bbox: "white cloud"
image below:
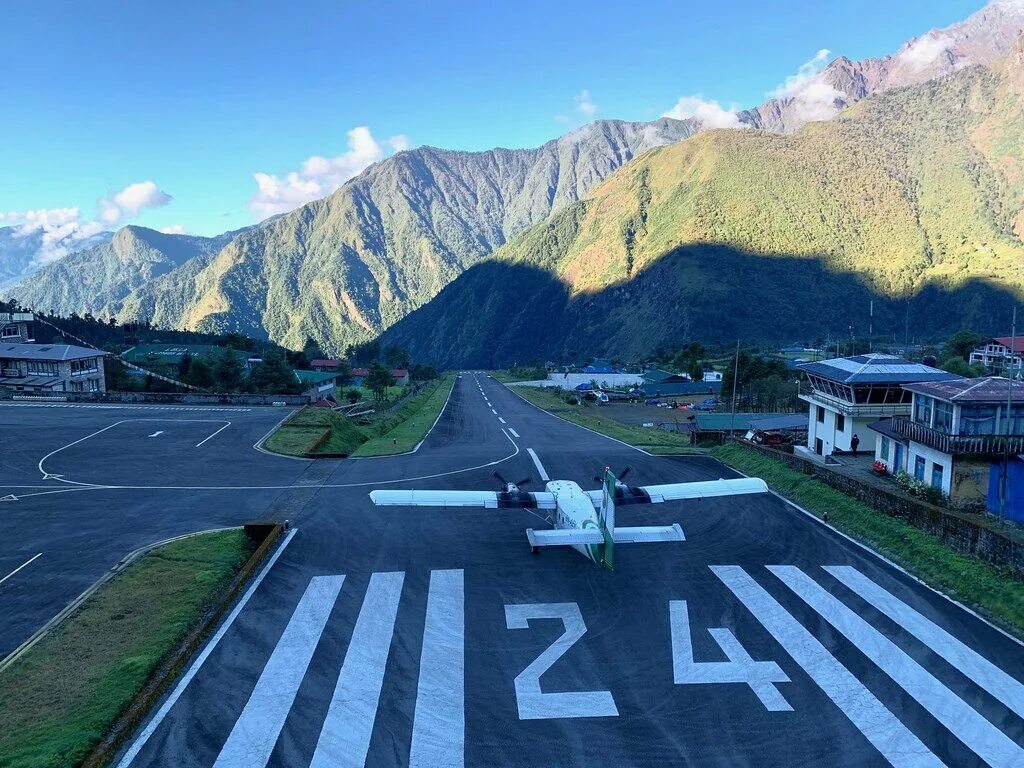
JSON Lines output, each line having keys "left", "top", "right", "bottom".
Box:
{"left": 663, "top": 95, "right": 743, "bottom": 129}
{"left": 768, "top": 48, "right": 845, "bottom": 124}
{"left": 248, "top": 126, "right": 409, "bottom": 219}
{"left": 160, "top": 224, "right": 188, "bottom": 235}
{"left": 575, "top": 89, "right": 598, "bottom": 117}
{"left": 98, "top": 180, "right": 172, "bottom": 226}
{"left": 898, "top": 34, "right": 953, "bottom": 71}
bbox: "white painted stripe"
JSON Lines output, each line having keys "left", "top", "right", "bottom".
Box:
{"left": 409, "top": 570, "right": 464, "bottom": 768}
{"left": 213, "top": 575, "right": 344, "bottom": 767}
{"left": 116, "top": 528, "right": 298, "bottom": 768}
{"left": 712, "top": 566, "right": 944, "bottom": 768}
{"left": 498, "top": 417, "right": 506, "bottom": 424}
{"left": 0, "top": 552, "right": 42, "bottom": 586}
{"left": 826, "top": 566, "right": 1024, "bottom": 720}
{"left": 196, "top": 422, "right": 231, "bottom": 447}
{"left": 310, "top": 571, "right": 405, "bottom": 768}
{"left": 771, "top": 566, "right": 1024, "bottom": 767}
{"left": 508, "top": 428, "right": 520, "bottom": 438}
{"left": 527, "top": 448, "right": 549, "bottom": 481}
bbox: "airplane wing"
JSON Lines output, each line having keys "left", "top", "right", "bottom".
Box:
{"left": 370, "top": 489, "right": 556, "bottom": 509}
{"left": 525, "top": 528, "right": 604, "bottom": 547}
{"left": 587, "top": 477, "right": 768, "bottom": 507}
{"left": 612, "top": 524, "right": 685, "bottom": 543}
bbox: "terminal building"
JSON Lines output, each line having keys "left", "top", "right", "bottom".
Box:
{"left": 0, "top": 342, "right": 109, "bottom": 394}
{"left": 796, "top": 354, "right": 961, "bottom": 459}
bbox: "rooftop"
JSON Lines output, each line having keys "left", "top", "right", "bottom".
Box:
{"left": 903, "top": 377, "right": 1024, "bottom": 403}
{"left": 294, "top": 369, "right": 338, "bottom": 385}
{"left": 122, "top": 343, "right": 228, "bottom": 362}
{"left": 0, "top": 342, "right": 108, "bottom": 362}
{"left": 798, "top": 354, "right": 961, "bottom": 385}
{"left": 990, "top": 336, "right": 1024, "bottom": 353}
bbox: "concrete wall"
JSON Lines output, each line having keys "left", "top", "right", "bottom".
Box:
{"left": 3, "top": 390, "right": 310, "bottom": 406}
{"left": 906, "top": 442, "right": 953, "bottom": 494}
{"left": 736, "top": 440, "right": 1024, "bottom": 576}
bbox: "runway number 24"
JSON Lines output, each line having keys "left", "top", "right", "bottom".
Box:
{"left": 504, "top": 601, "right": 792, "bottom": 721}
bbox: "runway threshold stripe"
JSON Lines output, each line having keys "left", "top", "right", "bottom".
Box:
{"left": 213, "top": 576, "right": 344, "bottom": 768}
{"left": 712, "top": 566, "right": 944, "bottom": 768}
{"left": 825, "top": 566, "right": 1024, "bottom": 719}
{"left": 770, "top": 566, "right": 1024, "bottom": 767}
{"left": 409, "top": 569, "right": 465, "bottom": 768}
{"left": 310, "top": 571, "right": 405, "bottom": 768}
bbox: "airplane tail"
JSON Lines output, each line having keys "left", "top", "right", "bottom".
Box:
{"left": 597, "top": 468, "right": 616, "bottom": 570}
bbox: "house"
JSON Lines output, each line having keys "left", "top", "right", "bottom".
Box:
{"left": 294, "top": 369, "right": 339, "bottom": 398}
{"left": 0, "top": 342, "right": 108, "bottom": 393}
{"left": 869, "top": 377, "right": 1024, "bottom": 516}
{"left": 310, "top": 358, "right": 342, "bottom": 372}
{"left": 796, "top": 354, "right": 961, "bottom": 459}
{"left": 583, "top": 358, "right": 618, "bottom": 374}
{"left": 0, "top": 312, "right": 34, "bottom": 344}
{"left": 641, "top": 371, "right": 720, "bottom": 398}
{"left": 969, "top": 337, "right": 1024, "bottom": 372}
{"left": 350, "top": 368, "right": 409, "bottom": 387}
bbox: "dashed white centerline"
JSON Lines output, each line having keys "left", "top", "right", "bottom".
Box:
{"left": 508, "top": 428, "right": 520, "bottom": 438}
{"left": 0, "top": 552, "right": 42, "bottom": 587}
{"left": 490, "top": 409, "right": 497, "bottom": 415}
{"left": 498, "top": 417, "right": 506, "bottom": 424}
{"left": 527, "top": 448, "right": 549, "bottom": 481}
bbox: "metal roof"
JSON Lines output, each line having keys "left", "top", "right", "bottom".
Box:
{"left": 797, "top": 354, "right": 962, "bottom": 384}
{"left": 902, "top": 377, "right": 1024, "bottom": 403}
{"left": 294, "top": 369, "right": 338, "bottom": 385}
{"left": 0, "top": 343, "right": 107, "bottom": 362}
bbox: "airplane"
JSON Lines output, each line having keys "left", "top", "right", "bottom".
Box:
{"left": 369, "top": 468, "right": 769, "bottom": 569}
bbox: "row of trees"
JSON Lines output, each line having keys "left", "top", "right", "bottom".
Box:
{"left": 106, "top": 347, "right": 304, "bottom": 394}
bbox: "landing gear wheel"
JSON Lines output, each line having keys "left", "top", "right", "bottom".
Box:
{"left": 531, "top": 546, "right": 540, "bottom": 555}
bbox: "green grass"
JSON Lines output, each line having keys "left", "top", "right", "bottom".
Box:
{"left": 512, "top": 385, "right": 703, "bottom": 455}
{"left": 264, "top": 406, "right": 368, "bottom": 456}
{"left": 0, "top": 529, "right": 254, "bottom": 768}
{"left": 351, "top": 374, "right": 456, "bottom": 457}
{"left": 711, "top": 443, "right": 1024, "bottom": 638}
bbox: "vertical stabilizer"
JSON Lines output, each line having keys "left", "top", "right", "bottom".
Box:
{"left": 597, "top": 468, "right": 616, "bottom": 569}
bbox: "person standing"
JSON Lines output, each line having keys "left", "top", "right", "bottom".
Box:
{"left": 851, "top": 433, "right": 860, "bottom": 457}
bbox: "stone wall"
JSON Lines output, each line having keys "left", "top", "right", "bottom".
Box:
{"left": 735, "top": 440, "right": 1024, "bottom": 576}
{"left": 1, "top": 390, "right": 310, "bottom": 407}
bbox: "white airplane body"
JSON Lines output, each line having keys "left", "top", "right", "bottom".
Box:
{"left": 370, "top": 469, "right": 768, "bottom": 569}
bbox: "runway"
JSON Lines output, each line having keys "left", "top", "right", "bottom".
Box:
{"left": 3, "top": 374, "right": 1024, "bottom": 766}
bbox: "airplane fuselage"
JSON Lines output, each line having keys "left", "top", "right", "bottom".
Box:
{"left": 546, "top": 480, "right": 603, "bottom": 562}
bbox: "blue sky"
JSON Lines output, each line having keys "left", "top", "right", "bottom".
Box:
{"left": 0, "top": 0, "right": 985, "bottom": 238}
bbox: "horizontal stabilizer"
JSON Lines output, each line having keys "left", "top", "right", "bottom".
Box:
{"left": 526, "top": 528, "right": 604, "bottom": 547}
{"left": 612, "top": 524, "right": 685, "bottom": 543}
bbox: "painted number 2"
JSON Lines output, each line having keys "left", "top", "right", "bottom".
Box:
{"left": 504, "top": 603, "right": 619, "bottom": 720}
{"left": 670, "top": 600, "right": 792, "bottom": 711}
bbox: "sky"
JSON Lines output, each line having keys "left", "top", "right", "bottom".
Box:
{"left": 0, "top": 0, "right": 987, "bottom": 243}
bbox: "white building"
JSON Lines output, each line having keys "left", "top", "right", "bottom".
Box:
{"left": 969, "top": 337, "right": 1024, "bottom": 372}
{"left": 870, "top": 377, "right": 1024, "bottom": 508}
{"left": 0, "top": 312, "right": 34, "bottom": 344}
{"left": 796, "top": 354, "right": 961, "bottom": 459}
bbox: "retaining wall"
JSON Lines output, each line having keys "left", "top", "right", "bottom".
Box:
{"left": 1, "top": 391, "right": 309, "bottom": 406}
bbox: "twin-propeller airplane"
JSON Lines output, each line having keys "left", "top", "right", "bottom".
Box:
{"left": 369, "top": 468, "right": 768, "bottom": 569}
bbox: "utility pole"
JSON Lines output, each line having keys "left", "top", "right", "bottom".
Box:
{"left": 730, "top": 340, "right": 740, "bottom": 436}
{"left": 869, "top": 300, "right": 874, "bottom": 352}
{"left": 1000, "top": 305, "right": 1017, "bottom": 520}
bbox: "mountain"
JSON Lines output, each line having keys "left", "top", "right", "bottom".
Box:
{"left": 6, "top": 226, "right": 243, "bottom": 318}
{"left": 750, "top": 0, "right": 1024, "bottom": 133}
{"left": 105, "top": 118, "right": 703, "bottom": 350}
{"left": 0, "top": 226, "right": 112, "bottom": 290}
{"left": 378, "top": 39, "right": 1024, "bottom": 367}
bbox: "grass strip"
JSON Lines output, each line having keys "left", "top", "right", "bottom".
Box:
{"left": 510, "top": 384, "right": 703, "bottom": 455}
{"left": 351, "top": 374, "right": 456, "bottom": 457}
{"left": 264, "top": 405, "right": 367, "bottom": 456}
{"left": 0, "top": 529, "right": 254, "bottom": 768}
{"left": 711, "top": 442, "right": 1024, "bottom": 638}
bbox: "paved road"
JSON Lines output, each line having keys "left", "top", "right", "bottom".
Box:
{"left": 4, "top": 377, "right": 1024, "bottom": 766}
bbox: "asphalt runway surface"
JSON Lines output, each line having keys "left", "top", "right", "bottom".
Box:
{"left": 3, "top": 376, "right": 1024, "bottom": 767}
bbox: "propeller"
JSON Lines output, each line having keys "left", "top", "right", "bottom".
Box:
{"left": 492, "top": 471, "right": 531, "bottom": 494}
{"left": 594, "top": 465, "right": 632, "bottom": 483}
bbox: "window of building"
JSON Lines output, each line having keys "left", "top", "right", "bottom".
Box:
{"left": 880, "top": 437, "right": 890, "bottom": 461}
{"left": 70, "top": 358, "right": 98, "bottom": 375}
{"left": 933, "top": 400, "right": 954, "bottom": 433}
{"left": 1005, "top": 405, "right": 1024, "bottom": 436}
{"left": 1, "top": 326, "right": 19, "bottom": 337}
{"left": 836, "top": 413, "right": 845, "bottom": 432}
{"left": 86, "top": 378, "right": 99, "bottom": 392}
{"left": 913, "top": 395, "right": 932, "bottom": 426}
{"left": 914, "top": 455, "right": 926, "bottom": 481}
{"left": 69, "top": 380, "right": 83, "bottom": 392}
{"left": 960, "top": 405, "right": 998, "bottom": 435}
{"left": 931, "top": 463, "right": 944, "bottom": 490}
{"left": 26, "top": 361, "right": 58, "bottom": 376}
{"left": 816, "top": 406, "right": 825, "bottom": 423}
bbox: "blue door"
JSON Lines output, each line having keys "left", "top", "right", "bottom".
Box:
{"left": 894, "top": 443, "right": 903, "bottom": 474}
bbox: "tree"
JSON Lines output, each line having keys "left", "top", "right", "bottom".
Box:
{"left": 383, "top": 344, "right": 409, "bottom": 369}
{"left": 177, "top": 351, "right": 193, "bottom": 381}
{"left": 214, "top": 348, "right": 245, "bottom": 391}
{"left": 940, "top": 356, "right": 976, "bottom": 378}
{"left": 186, "top": 356, "right": 215, "bottom": 389}
{"left": 334, "top": 358, "right": 353, "bottom": 386}
{"left": 250, "top": 348, "right": 301, "bottom": 393}
{"left": 302, "top": 337, "right": 324, "bottom": 361}
{"left": 942, "top": 330, "right": 983, "bottom": 362}
{"left": 365, "top": 362, "right": 395, "bottom": 403}
{"left": 687, "top": 359, "right": 704, "bottom": 383}
{"left": 345, "top": 387, "right": 361, "bottom": 403}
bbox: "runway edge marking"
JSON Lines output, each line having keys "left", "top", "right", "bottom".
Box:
{"left": 114, "top": 528, "right": 299, "bottom": 768}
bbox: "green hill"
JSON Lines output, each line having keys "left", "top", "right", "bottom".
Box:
{"left": 379, "top": 41, "right": 1024, "bottom": 367}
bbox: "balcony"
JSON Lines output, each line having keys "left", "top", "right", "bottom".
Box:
{"left": 888, "top": 416, "right": 1024, "bottom": 456}
{"left": 798, "top": 386, "right": 911, "bottom": 417}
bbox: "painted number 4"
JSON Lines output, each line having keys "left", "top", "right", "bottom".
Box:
{"left": 670, "top": 600, "right": 792, "bottom": 711}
